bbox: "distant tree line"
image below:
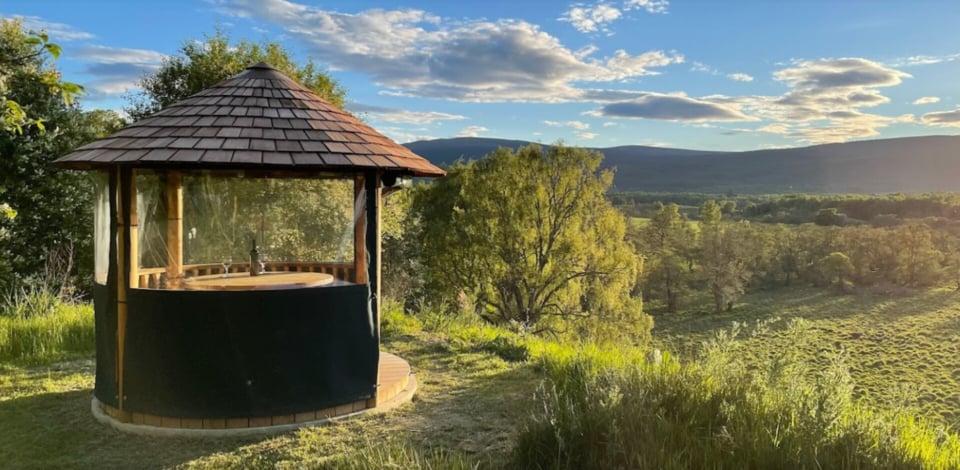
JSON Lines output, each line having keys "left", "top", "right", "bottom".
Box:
{"left": 614, "top": 192, "right": 960, "bottom": 226}
{"left": 636, "top": 202, "right": 960, "bottom": 313}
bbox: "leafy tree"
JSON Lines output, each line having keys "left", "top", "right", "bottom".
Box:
{"left": 819, "top": 252, "right": 854, "bottom": 292}
{"left": 699, "top": 200, "right": 751, "bottom": 312}
{"left": 894, "top": 224, "right": 942, "bottom": 287}
{"left": 0, "top": 20, "right": 124, "bottom": 293}
{"left": 126, "top": 31, "right": 345, "bottom": 119}
{"left": 0, "top": 24, "right": 83, "bottom": 134}
{"left": 814, "top": 208, "right": 847, "bottom": 226}
{"left": 641, "top": 203, "right": 696, "bottom": 312}
{"left": 411, "top": 144, "right": 648, "bottom": 342}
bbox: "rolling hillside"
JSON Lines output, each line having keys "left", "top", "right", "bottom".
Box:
{"left": 405, "top": 135, "right": 960, "bottom": 194}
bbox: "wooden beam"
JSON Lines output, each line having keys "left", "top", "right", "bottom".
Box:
{"left": 353, "top": 174, "right": 366, "bottom": 284}
{"left": 117, "top": 168, "right": 136, "bottom": 410}
{"left": 165, "top": 171, "right": 183, "bottom": 287}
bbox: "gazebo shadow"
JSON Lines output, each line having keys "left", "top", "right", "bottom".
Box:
{"left": 0, "top": 388, "right": 262, "bottom": 469}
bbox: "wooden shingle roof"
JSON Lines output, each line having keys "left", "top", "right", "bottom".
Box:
{"left": 54, "top": 62, "right": 444, "bottom": 177}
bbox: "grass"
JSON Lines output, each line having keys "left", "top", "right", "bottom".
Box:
{"left": 4, "top": 289, "right": 960, "bottom": 467}
{"left": 0, "top": 302, "right": 94, "bottom": 363}
{"left": 511, "top": 322, "right": 960, "bottom": 469}
{"left": 652, "top": 285, "right": 960, "bottom": 428}
{"left": 0, "top": 304, "right": 535, "bottom": 469}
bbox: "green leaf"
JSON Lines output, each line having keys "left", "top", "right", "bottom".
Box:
{"left": 44, "top": 43, "right": 62, "bottom": 59}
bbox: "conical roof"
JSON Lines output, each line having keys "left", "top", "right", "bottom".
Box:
{"left": 54, "top": 62, "right": 444, "bottom": 177}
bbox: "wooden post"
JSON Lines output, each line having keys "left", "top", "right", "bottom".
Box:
{"left": 353, "top": 174, "right": 366, "bottom": 284}
{"left": 165, "top": 171, "right": 183, "bottom": 286}
{"left": 117, "top": 168, "right": 136, "bottom": 411}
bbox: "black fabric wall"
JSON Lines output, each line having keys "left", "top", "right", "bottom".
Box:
{"left": 92, "top": 283, "right": 118, "bottom": 407}
{"left": 121, "top": 284, "right": 378, "bottom": 418}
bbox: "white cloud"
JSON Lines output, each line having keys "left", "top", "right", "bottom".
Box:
{"left": 348, "top": 102, "right": 467, "bottom": 124}
{"left": 1, "top": 14, "right": 94, "bottom": 41}
{"left": 889, "top": 52, "right": 960, "bottom": 67}
{"left": 561, "top": 4, "right": 622, "bottom": 34}
{"left": 575, "top": 131, "right": 598, "bottom": 139}
{"left": 215, "top": 0, "right": 682, "bottom": 102}
{"left": 723, "top": 58, "right": 914, "bottom": 143}
{"left": 380, "top": 126, "right": 437, "bottom": 143}
{"left": 456, "top": 125, "right": 489, "bottom": 137}
{"left": 921, "top": 108, "right": 960, "bottom": 127}
{"left": 602, "top": 121, "right": 618, "bottom": 127}
{"left": 691, "top": 61, "right": 717, "bottom": 74}
{"left": 913, "top": 96, "right": 940, "bottom": 105}
{"left": 73, "top": 45, "right": 167, "bottom": 65}
{"left": 544, "top": 120, "right": 591, "bottom": 130}
{"left": 624, "top": 0, "right": 669, "bottom": 14}
{"left": 71, "top": 45, "right": 167, "bottom": 99}
{"left": 727, "top": 72, "right": 754, "bottom": 82}
{"left": 591, "top": 92, "right": 752, "bottom": 122}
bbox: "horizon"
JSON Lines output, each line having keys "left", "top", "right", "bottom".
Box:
{"left": 2, "top": 0, "right": 960, "bottom": 151}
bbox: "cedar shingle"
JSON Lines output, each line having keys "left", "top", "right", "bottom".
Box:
{"left": 54, "top": 62, "right": 444, "bottom": 176}
{"left": 232, "top": 150, "right": 262, "bottom": 164}
{"left": 250, "top": 139, "right": 276, "bottom": 151}
{"left": 222, "top": 139, "right": 250, "bottom": 150}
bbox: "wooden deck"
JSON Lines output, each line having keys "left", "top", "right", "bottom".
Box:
{"left": 94, "top": 351, "right": 414, "bottom": 435}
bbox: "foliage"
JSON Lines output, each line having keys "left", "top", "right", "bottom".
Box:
{"left": 512, "top": 320, "right": 960, "bottom": 469}
{"left": 815, "top": 207, "right": 850, "bottom": 226}
{"left": 0, "top": 21, "right": 83, "bottom": 135}
{"left": 0, "top": 20, "right": 125, "bottom": 294}
{"left": 126, "top": 30, "right": 345, "bottom": 120}
{"left": 635, "top": 213, "right": 952, "bottom": 313}
{"left": 411, "top": 144, "right": 648, "bottom": 342}
{"left": 699, "top": 200, "right": 751, "bottom": 311}
{"left": 637, "top": 203, "right": 696, "bottom": 312}
{"left": 819, "top": 252, "right": 854, "bottom": 291}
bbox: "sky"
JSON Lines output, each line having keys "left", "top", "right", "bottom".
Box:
{"left": 3, "top": 0, "right": 960, "bottom": 150}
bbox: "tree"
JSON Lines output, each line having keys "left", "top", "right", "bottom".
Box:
{"left": 814, "top": 208, "right": 847, "bottom": 226}
{"left": 699, "top": 200, "right": 751, "bottom": 312}
{"left": 819, "top": 252, "right": 854, "bottom": 292}
{"left": 0, "top": 20, "right": 124, "bottom": 293}
{"left": 894, "top": 224, "right": 942, "bottom": 287}
{"left": 1, "top": 24, "right": 83, "bottom": 134}
{"left": 641, "top": 203, "right": 696, "bottom": 312}
{"left": 412, "top": 144, "right": 649, "bottom": 342}
{"left": 126, "top": 31, "right": 345, "bottom": 120}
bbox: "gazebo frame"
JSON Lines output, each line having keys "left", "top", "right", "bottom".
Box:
{"left": 55, "top": 63, "right": 442, "bottom": 434}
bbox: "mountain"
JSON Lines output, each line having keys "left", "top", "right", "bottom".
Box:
{"left": 404, "top": 135, "right": 960, "bottom": 194}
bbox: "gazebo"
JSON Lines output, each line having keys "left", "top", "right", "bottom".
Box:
{"left": 54, "top": 62, "right": 444, "bottom": 435}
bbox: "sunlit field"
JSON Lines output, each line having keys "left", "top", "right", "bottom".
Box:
{"left": 654, "top": 286, "right": 960, "bottom": 427}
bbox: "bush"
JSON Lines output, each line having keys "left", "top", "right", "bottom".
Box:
{"left": 511, "top": 321, "right": 960, "bottom": 469}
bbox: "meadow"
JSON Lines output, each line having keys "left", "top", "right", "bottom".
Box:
{"left": 3, "top": 288, "right": 960, "bottom": 468}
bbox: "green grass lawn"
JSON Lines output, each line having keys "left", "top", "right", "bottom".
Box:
{"left": 0, "top": 326, "right": 535, "bottom": 469}
{"left": 653, "top": 285, "right": 960, "bottom": 428}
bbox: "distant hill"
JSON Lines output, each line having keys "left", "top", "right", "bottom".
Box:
{"left": 404, "top": 135, "right": 960, "bottom": 194}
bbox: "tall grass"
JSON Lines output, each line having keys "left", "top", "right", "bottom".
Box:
{"left": 321, "top": 441, "right": 483, "bottom": 470}
{"left": 0, "top": 287, "right": 95, "bottom": 363}
{"left": 510, "top": 320, "right": 960, "bottom": 469}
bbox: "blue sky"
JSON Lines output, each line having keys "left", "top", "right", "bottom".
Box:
{"left": 3, "top": 0, "right": 960, "bottom": 150}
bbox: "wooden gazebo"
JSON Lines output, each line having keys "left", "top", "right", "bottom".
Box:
{"left": 54, "top": 62, "right": 443, "bottom": 435}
